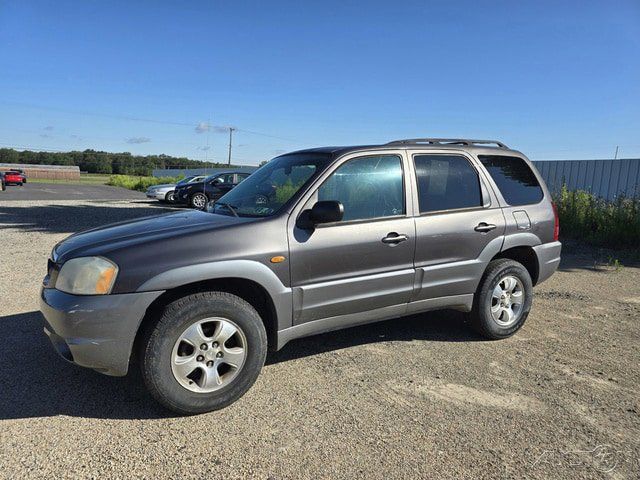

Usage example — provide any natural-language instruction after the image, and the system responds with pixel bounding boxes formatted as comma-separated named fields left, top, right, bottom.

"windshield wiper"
left=215, top=202, right=239, bottom=217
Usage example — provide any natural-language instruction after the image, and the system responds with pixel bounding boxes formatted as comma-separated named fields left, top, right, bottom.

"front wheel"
left=469, top=259, right=533, bottom=339
left=189, top=192, right=208, bottom=210
left=140, top=291, right=267, bottom=414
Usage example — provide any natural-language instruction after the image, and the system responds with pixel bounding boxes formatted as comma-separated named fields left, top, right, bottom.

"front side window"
left=478, top=155, right=543, bottom=206
left=317, top=155, right=404, bottom=222
left=414, top=154, right=483, bottom=213
left=212, top=173, right=235, bottom=185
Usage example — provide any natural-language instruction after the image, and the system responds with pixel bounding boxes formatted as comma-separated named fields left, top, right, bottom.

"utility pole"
left=227, top=127, right=235, bottom=166
left=614, top=145, right=619, bottom=160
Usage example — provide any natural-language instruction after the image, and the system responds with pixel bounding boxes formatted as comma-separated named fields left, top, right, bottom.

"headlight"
left=56, top=257, right=119, bottom=295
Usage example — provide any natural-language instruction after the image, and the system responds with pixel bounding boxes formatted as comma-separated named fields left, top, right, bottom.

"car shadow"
left=266, top=309, right=480, bottom=365
left=0, top=309, right=479, bottom=420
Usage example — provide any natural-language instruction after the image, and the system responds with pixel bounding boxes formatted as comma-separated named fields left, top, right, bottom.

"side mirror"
left=297, top=201, right=344, bottom=229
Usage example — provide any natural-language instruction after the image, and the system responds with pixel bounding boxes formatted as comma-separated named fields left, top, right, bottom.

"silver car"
left=146, top=175, right=207, bottom=202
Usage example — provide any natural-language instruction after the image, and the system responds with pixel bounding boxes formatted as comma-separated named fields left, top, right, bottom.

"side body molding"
left=137, top=260, right=294, bottom=331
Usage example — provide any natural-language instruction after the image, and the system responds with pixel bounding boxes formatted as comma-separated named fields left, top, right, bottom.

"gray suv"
left=40, top=138, right=561, bottom=414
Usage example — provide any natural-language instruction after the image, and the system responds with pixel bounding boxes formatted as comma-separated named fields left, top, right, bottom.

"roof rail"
left=385, top=138, right=508, bottom=149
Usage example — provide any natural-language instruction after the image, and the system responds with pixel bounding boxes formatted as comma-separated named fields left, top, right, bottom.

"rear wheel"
left=470, top=259, right=533, bottom=339
left=190, top=192, right=208, bottom=210
left=165, top=191, right=175, bottom=203
left=140, top=291, right=267, bottom=414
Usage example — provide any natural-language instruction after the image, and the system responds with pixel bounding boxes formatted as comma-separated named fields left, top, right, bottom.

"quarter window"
left=318, top=155, right=405, bottom=222
left=414, top=155, right=483, bottom=213
left=478, top=155, right=543, bottom=206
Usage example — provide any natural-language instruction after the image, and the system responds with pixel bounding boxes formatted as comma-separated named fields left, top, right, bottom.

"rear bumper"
left=40, top=287, right=163, bottom=376
left=533, top=241, right=562, bottom=284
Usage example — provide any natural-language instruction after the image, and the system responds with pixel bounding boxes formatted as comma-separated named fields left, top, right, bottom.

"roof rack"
left=385, top=138, right=508, bottom=149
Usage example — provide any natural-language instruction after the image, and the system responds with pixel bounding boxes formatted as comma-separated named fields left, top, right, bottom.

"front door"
left=410, top=152, right=505, bottom=303
left=288, top=152, right=416, bottom=325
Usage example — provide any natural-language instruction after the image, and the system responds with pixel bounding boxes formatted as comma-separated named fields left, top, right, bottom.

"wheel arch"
left=492, top=245, right=539, bottom=285
left=133, top=276, right=280, bottom=364
left=132, top=260, right=293, bottom=363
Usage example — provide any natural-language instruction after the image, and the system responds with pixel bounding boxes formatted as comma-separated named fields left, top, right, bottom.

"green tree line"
left=0, top=148, right=233, bottom=176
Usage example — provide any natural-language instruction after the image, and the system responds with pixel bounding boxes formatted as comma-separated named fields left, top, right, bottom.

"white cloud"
left=195, top=122, right=234, bottom=134
left=195, top=122, right=211, bottom=133
left=126, top=136, right=151, bottom=144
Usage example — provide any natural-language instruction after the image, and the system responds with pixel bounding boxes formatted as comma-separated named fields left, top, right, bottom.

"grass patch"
left=555, top=185, right=640, bottom=248
left=107, top=174, right=183, bottom=192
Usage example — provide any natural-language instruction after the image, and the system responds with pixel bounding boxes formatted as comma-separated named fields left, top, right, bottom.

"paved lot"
left=0, top=193, right=639, bottom=479
left=0, top=181, right=147, bottom=201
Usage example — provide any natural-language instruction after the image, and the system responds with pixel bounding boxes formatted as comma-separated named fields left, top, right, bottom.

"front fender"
left=136, top=260, right=293, bottom=331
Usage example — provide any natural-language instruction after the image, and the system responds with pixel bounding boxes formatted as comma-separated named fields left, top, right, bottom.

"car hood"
left=148, top=183, right=175, bottom=190
left=53, top=210, right=246, bottom=263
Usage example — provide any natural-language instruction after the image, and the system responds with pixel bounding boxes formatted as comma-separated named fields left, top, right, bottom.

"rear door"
left=409, top=152, right=505, bottom=304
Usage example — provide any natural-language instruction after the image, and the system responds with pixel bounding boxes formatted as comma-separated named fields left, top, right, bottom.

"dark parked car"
left=40, top=138, right=561, bottom=414
left=3, top=170, right=24, bottom=186
left=173, top=172, right=251, bottom=210
left=0, top=172, right=5, bottom=191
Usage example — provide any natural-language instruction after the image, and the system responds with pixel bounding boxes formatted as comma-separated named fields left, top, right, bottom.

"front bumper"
left=533, top=241, right=562, bottom=284
left=40, top=287, right=163, bottom=376
left=146, top=190, right=166, bottom=200
left=174, top=189, right=190, bottom=203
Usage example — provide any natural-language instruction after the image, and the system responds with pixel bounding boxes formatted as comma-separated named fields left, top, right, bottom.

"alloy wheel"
left=171, top=317, right=247, bottom=393
left=490, top=275, right=525, bottom=327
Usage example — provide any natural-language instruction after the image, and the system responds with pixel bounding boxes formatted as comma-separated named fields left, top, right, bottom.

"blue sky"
left=0, top=0, right=639, bottom=165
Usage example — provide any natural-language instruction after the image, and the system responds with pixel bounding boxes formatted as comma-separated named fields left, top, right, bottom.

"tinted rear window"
left=479, top=155, right=543, bottom=205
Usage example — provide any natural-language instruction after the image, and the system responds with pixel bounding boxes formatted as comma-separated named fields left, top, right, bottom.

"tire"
left=165, top=191, right=175, bottom=203
left=18, top=182, right=23, bottom=187
left=190, top=192, right=208, bottom=210
left=469, top=259, right=533, bottom=339
left=140, top=291, right=267, bottom=415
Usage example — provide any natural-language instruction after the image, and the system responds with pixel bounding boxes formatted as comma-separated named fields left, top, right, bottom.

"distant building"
left=0, top=163, right=80, bottom=180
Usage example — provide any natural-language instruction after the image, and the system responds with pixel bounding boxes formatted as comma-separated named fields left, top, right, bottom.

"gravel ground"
left=0, top=195, right=639, bottom=479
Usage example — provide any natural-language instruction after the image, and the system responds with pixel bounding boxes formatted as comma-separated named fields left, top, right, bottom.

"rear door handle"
left=474, top=222, right=497, bottom=233
left=382, top=232, right=408, bottom=244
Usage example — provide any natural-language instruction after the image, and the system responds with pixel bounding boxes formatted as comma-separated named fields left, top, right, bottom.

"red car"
left=4, top=170, right=25, bottom=186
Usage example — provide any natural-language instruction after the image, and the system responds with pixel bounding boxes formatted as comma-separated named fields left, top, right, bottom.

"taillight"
left=552, top=202, right=560, bottom=241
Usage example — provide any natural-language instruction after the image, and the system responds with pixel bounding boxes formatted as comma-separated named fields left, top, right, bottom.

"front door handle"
left=474, top=222, right=497, bottom=233
left=382, top=232, right=408, bottom=244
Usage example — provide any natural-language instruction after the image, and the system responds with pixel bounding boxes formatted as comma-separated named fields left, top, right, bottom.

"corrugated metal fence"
left=152, top=166, right=257, bottom=178
left=153, top=160, right=640, bottom=201
left=533, top=159, right=640, bottom=201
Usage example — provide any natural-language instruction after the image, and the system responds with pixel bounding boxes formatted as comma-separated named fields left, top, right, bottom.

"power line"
left=0, top=100, right=301, bottom=143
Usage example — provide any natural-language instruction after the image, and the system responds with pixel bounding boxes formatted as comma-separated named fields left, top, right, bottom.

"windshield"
left=176, top=176, right=195, bottom=185
left=211, top=153, right=331, bottom=217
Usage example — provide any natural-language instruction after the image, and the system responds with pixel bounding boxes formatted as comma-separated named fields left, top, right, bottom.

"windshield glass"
left=211, top=153, right=331, bottom=217
left=176, top=176, right=194, bottom=185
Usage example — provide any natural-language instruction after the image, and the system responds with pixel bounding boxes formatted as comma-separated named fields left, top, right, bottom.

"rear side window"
left=413, top=154, right=483, bottom=213
left=479, top=155, right=543, bottom=205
